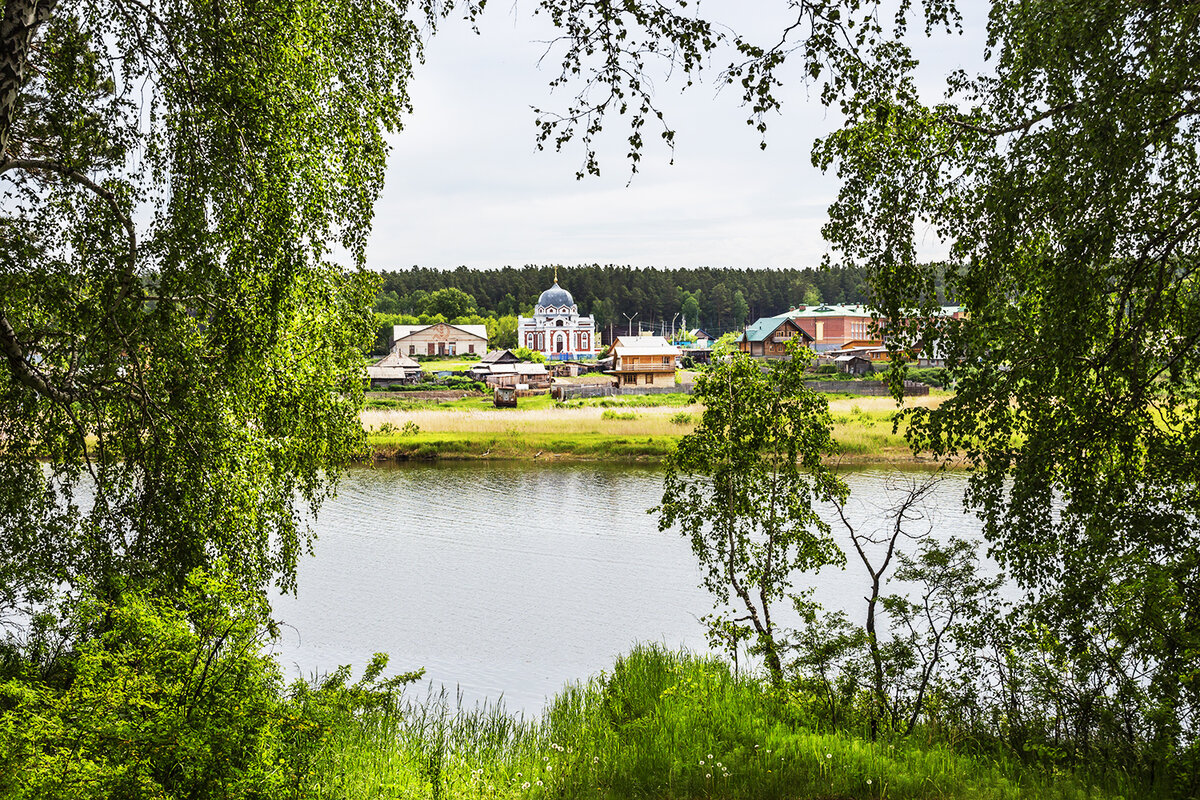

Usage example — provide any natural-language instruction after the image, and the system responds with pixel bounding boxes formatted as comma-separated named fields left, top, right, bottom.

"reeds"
left=310, top=645, right=1141, bottom=800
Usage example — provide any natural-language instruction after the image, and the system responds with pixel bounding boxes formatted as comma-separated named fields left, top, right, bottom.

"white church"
left=518, top=273, right=600, bottom=360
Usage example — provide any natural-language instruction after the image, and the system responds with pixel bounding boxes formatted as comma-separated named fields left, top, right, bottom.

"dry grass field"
left=360, top=390, right=952, bottom=464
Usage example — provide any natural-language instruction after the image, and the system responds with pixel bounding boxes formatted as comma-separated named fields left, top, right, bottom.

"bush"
left=0, top=574, right=289, bottom=800
left=601, top=410, right=639, bottom=421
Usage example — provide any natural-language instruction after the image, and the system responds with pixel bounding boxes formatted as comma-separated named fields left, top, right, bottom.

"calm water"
left=272, top=462, right=985, bottom=714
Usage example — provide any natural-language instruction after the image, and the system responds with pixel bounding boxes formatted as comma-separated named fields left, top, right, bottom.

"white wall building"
left=517, top=277, right=599, bottom=360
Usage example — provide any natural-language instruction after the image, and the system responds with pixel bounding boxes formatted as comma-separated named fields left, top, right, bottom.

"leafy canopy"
left=0, top=0, right=425, bottom=607
left=658, top=339, right=844, bottom=687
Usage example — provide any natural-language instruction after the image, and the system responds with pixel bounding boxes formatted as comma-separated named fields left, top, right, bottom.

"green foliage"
left=0, top=574, right=284, bottom=799
left=302, top=644, right=1146, bottom=800
left=600, top=410, right=639, bottom=421
left=1, top=0, right=426, bottom=611
left=680, top=291, right=701, bottom=330
left=731, top=289, right=750, bottom=328
left=658, top=339, right=845, bottom=687
left=811, top=1, right=1200, bottom=786
left=511, top=347, right=547, bottom=364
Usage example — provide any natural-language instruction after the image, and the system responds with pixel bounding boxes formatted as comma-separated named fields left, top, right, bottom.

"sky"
left=366, top=2, right=988, bottom=272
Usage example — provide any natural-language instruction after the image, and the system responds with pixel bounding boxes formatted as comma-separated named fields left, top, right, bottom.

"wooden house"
left=738, top=315, right=814, bottom=359
left=366, top=352, right=422, bottom=387
left=607, top=335, right=680, bottom=387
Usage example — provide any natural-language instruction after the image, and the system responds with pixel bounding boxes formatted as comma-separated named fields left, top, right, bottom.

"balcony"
left=612, top=362, right=676, bottom=373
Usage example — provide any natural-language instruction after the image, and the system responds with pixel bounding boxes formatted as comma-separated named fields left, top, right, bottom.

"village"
left=365, top=274, right=964, bottom=406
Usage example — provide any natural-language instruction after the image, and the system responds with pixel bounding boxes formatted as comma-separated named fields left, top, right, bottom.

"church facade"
left=518, top=277, right=599, bottom=360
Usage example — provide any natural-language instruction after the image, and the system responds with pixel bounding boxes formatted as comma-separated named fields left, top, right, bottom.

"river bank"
left=312, top=645, right=1146, bottom=800
left=360, top=392, right=953, bottom=466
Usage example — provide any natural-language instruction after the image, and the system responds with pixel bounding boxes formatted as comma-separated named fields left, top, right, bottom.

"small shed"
left=366, top=352, right=422, bottom=387
left=484, top=362, right=551, bottom=389
left=834, top=354, right=874, bottom=376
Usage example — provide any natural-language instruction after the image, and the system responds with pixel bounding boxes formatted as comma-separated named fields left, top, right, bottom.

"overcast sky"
left=366, top=3, right=988, bottom=272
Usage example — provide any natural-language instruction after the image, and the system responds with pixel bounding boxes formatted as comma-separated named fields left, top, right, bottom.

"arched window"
left=556, top=319, right=564, bottom=327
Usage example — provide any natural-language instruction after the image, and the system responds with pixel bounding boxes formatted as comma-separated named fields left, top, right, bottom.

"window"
left=662, top=356, right=669, bottom=365
left=647, top=373, right=654, bottom=385
left=468, top=344, right=475, bottom=354
left=409, top=344, right=415, bottom=355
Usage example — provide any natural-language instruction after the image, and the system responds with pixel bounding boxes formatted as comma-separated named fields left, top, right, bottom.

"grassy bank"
left=361, top=394, right=946, bottom=464
left=310, top=645, right=1143, bottom=800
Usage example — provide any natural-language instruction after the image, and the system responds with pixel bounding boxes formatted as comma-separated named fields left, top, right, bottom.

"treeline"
left=373, top=264, right=873, bottom=336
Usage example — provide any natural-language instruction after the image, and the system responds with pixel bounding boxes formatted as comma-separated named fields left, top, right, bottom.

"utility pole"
left=623, top=312, right=639, bottom=337
left=670, top=313, right=679, bottom=342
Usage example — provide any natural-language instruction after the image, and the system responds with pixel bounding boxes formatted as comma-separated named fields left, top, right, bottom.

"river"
left=272, top=462, right=985, bottom=714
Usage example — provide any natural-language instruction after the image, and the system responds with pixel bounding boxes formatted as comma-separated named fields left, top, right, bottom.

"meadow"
left=360, top=392, right=947, bottom=464
left=306, top=645, right=1143, bottom=800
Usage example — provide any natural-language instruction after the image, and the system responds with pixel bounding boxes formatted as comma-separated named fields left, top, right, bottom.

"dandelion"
left=521, top=782, right=530, bottom=790
left=867, top=779, right=873, bottom=786
left=537, top=781, right=543, bottom=787
left=826, top=753, right=832, bottom=760
left=706, top=774, right=712, bottom=779
left=699, top=760, right=705, bottom=766
left=592, top=757, right=599, bottom=764
left=547, top=765, right=553, bottom=772
left=707, top=753, right=713, bottom=759
left=754, top=744, right=760, bottom=749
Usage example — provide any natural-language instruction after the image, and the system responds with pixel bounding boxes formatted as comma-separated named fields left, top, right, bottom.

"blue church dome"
left=538, top=280, right=574, bottom=309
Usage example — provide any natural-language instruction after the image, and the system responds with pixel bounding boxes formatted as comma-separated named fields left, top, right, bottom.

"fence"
left=806, top=381, right=926, bottom=395
left=552, top=382, right=695, bottom=401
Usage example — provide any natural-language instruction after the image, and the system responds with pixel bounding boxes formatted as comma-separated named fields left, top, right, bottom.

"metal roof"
left=392, top=323, right=489, bottom=341
left=739, top=315, right=812, bottom=343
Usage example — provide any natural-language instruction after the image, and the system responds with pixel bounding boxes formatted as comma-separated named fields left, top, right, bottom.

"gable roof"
left=740, top=315, right=813, bottom=343
left=480, top=348, right=520, bottom=364
left=611, top=335, right=681, bottom=356
left=374, top=351, right=420, bottom=369
left=392, top=323, right=489, bottom=341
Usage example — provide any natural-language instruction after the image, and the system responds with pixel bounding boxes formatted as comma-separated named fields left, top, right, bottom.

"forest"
left=373, top=264, right=873, bottom=336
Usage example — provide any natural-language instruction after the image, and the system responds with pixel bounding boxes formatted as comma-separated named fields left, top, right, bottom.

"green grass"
left=310, top=645, right=1148, bottom=800
left=366, top=431, right=676, bottom=460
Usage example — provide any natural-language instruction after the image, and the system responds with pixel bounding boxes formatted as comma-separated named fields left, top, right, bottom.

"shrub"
left=601, top=410, right=639, bottom=421
left=0, top=574, right=290, bottom=800
left=670, top=412, right=692, bottom=425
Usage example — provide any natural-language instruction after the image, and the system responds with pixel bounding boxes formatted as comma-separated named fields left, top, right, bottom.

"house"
left=469, top=348, right=522, bottom=382
left=783, top=304, right=880, bottom=353
left=689, top=328, right=715, bottom=348
left=391, top=322, right=488, bottom=357
left=607, top=335, right=680, bottom=387
left=738, top=315, right=814, bottom=359
left=483, top=362, right=552, bottom=389
left=366, top=351, right=422, bottom=387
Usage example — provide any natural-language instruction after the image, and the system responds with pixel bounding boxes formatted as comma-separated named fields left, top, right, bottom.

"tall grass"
left=311, top=646, right=1143, bottom=800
